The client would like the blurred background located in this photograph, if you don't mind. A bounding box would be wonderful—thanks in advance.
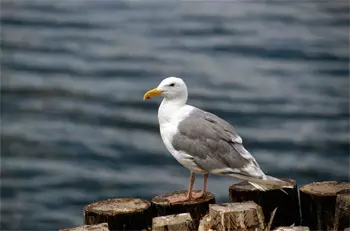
[1,0,349,230]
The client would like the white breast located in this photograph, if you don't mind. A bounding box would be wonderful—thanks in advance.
[158,104,206,173]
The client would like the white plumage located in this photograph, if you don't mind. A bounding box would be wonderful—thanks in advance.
[144,77,292,201]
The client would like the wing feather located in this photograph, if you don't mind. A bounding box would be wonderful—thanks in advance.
[171,108,265,179]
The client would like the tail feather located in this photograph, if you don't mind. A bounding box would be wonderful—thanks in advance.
[248,182,269,191]
[248,181,289,194]
[263,175,294,188]
[229,173,294,191]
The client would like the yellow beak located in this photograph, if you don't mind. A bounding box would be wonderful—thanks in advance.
[143,88,164,100]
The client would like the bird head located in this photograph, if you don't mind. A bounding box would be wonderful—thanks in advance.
[143,77,188,101]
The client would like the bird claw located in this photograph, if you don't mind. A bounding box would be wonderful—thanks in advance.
[167,190,206,203]
[190,191,206,199]
[167,194,191,203]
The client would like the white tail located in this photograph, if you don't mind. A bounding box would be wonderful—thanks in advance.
[229,173,294,191]
[250,175,294,190]
[249,182,270,191]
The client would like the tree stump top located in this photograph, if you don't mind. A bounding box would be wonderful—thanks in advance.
[230,179,296,192]
[84,198,151,215]
[209,201,265,231]
[152,190,215,205]
[153,213,193,227]
[300,181,350,196]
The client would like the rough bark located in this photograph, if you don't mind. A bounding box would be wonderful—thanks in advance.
[152,213,195,231]
[300,181,350,231]
[229,179,299,229]
[334,189,350,230]
[151,190,215,229]
[84,198,152,231]
[209,201,265,231]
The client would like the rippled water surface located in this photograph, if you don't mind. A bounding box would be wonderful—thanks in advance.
[1,1,349,230]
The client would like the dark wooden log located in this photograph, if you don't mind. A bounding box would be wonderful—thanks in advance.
[229,179,299,229]
[209,201,265,231]
[273,226,310,231]
[151,190,215,229]
[300,181,350,231]
[334,189,350,230]
[59,223,109,231]
[152,213,195,231]
[84,198,152,231]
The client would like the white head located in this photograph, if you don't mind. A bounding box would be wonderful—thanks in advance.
[143,77,188,103]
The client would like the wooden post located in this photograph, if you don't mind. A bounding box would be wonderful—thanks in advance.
[151,190,215,229]
[273,226,310,231]
[84,198,152,231]
[300,181,350,231]
[198,214,211,231]
[334,189,350,230]
[152,213,195,231]
[59,223,109,231]
[209,201,265,231]
[229,179,299,229]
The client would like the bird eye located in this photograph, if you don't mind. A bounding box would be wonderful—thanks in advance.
[169,83,175,87]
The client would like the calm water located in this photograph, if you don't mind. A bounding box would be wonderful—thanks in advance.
[1,0,349,230]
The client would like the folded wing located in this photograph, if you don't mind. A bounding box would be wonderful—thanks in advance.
[171,108,266,180]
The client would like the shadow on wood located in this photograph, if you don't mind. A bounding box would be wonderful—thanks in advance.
[229,179,299,229]
[152,213,195,231]
[151,190,215,229]
[84,198,152,231]
[300,181,350,231]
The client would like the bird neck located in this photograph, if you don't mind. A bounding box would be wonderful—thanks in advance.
[158,98,186,124]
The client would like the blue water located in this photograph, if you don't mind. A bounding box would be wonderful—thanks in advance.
[1,0,349,230]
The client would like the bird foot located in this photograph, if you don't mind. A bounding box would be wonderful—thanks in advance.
[167,194,191,203]
[192,191,206,199]
[166,190,205,203]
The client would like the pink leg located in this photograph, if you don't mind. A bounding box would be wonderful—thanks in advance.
[166,172,197,203]
[200,173,209,197]
[186,172,196,200]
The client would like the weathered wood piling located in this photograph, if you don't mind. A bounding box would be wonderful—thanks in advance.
[197,202,308,231]
[83,198,152,230]
[152,213,195,231]
[209,201,265,231]
[59,180,350,231]
[300,181,350,231]
[229,179,299,229]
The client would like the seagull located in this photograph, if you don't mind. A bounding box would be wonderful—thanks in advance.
[144,77,293,202]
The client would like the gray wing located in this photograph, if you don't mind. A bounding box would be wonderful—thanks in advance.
[172,108,264,179]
